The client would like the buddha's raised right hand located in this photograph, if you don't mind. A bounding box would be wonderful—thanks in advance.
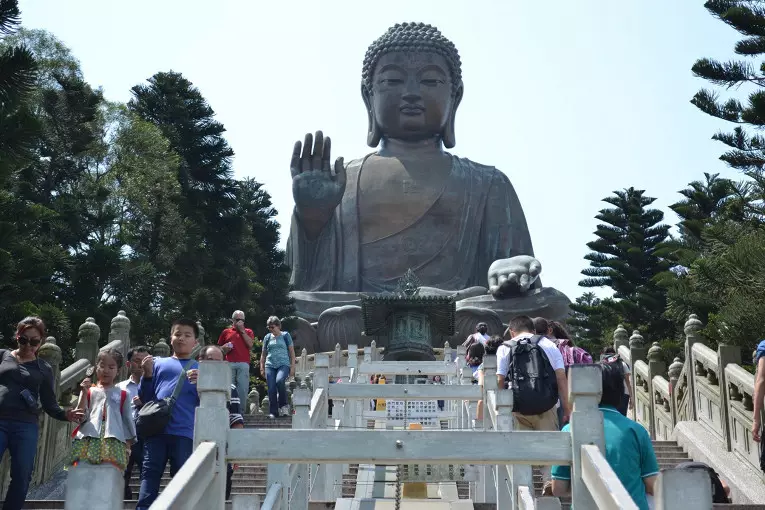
[291,131,346,237]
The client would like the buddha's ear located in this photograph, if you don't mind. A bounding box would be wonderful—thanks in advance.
[361,83,381,148]
[443,82,463,149]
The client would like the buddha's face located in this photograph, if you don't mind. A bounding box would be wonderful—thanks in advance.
[370,51,455,142]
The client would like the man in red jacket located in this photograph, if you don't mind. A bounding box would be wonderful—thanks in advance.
[218,310,256,413]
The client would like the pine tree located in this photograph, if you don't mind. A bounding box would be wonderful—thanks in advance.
[579,187,672,338]
[129,72,290,334]
[567,291,620,351]
[691,0,765,208]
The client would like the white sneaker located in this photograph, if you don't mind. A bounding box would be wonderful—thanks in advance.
[279,405,290,416]
[268,413,276,419]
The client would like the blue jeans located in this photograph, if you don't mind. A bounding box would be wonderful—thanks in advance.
[0,419,38,510]
[136,434,193,510]
[265,365,290,416]
[230,361,250,413]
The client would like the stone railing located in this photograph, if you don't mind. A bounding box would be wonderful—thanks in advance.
[612,315,765,503]
[293,340,461,376]
[0,311,137,496]
[67,345,717,509]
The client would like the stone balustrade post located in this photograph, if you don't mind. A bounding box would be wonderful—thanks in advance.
[370,340,379,361]
[196,320,206,345]
[363,346,372,364]
[152,339,171,357]
[667,357,683,425]
[684,314,704,421]
[495,384,514,508]
[65,464,123,510]
[568,365,604,510]
[75,317,99,365]
[35,340,64,485]
[613,324,629,351]
[443,341,452,363]
[299,348,308,374]
[333,343,342,368]
[312,354,336,501]
[193,360,231,510]
[479,355,497,503]
[718,343,742,451]
[628,330,647,422]
[654,468,712,509]
[646,341,666,438]
[290,387,311,510]
[109,311,130,380]
[247,389,260,415]
[460,361,472,430]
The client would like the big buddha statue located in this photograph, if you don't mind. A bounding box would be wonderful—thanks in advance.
[285,23,569,350]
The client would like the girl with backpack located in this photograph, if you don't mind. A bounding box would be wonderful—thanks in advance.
[70,348,136,471]
[546,321,593,428]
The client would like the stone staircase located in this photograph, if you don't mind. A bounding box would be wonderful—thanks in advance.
[16,412,359,509]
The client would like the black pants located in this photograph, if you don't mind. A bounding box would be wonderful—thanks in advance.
[226,463,234,500]
[124,438,143,499]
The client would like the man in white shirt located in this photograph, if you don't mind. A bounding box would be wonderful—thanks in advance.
[496,316,569,490]
[496,315,570,429]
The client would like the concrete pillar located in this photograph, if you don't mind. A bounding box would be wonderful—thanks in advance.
[684,314,704,421]
[65,463,123,510]
[654,468,712,509]
[290,387,311,510]
[568,365,604,510]
[495,387,514,508]
[193,360,231,510]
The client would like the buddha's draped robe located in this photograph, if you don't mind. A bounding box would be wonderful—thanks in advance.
[286,154,535,293]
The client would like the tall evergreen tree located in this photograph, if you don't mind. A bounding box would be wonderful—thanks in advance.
[578,187,672,338]
[0,0,37,175]
[567,291,620,350]
[129,72,290,334]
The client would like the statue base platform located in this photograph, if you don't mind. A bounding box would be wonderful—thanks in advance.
[287,287,571,354]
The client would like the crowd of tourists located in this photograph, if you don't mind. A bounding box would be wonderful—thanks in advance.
[0,312,295,510]
[460,314,732,509]
[0,311,753,508]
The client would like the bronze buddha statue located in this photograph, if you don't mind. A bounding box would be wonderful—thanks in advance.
[285,23,569,349]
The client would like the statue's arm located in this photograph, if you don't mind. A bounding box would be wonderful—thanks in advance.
[286,209,337,291]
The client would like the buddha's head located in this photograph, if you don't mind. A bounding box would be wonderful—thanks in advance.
[362,22,463,149]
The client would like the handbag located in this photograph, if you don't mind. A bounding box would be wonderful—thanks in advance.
[136,356,197,438]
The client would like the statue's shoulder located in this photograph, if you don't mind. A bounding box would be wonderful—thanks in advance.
[450,155,511,185]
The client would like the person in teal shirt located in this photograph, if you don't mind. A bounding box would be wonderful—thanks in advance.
[551,363,659,510]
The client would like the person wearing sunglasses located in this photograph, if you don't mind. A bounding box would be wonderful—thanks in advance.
[0,317,83,510]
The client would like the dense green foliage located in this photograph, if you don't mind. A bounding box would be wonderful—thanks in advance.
[0,9,291,362]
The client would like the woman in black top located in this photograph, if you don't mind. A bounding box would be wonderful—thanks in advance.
[0,317,82,510]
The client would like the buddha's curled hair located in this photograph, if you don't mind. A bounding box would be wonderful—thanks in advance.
[362,22,462,95]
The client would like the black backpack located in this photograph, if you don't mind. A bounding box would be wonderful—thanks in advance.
[504,335,559,415]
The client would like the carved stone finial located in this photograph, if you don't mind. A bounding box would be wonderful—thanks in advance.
[153,339,171,357]
[613,324,629,349]
[78,318,100,345]
[684,314,703,336]
[668,357,683,380]
[109,311,130,343]
[444,341,451,349]
[45,336,56,346]
[395,268,422,297]
[38,342,63,368]
[629,330,644,348]
[647,342,663,363]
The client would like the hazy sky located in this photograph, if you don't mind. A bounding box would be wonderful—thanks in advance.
[18,0,742,301]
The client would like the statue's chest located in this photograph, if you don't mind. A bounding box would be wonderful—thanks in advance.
[357,158,455,244]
